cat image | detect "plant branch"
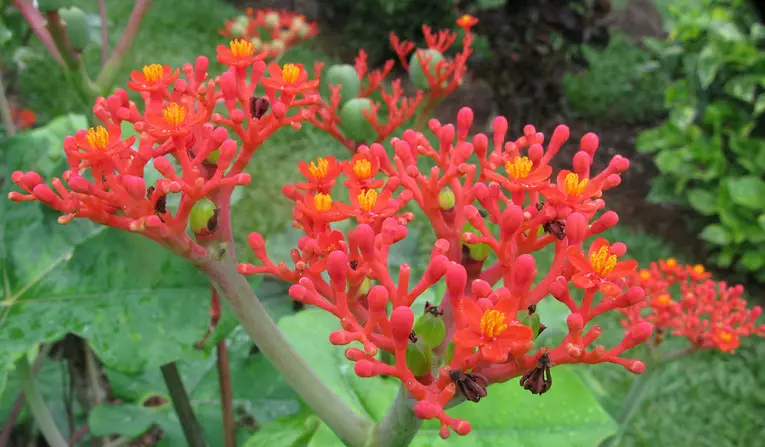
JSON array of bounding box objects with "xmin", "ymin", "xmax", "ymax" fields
[
  {"xmin": 217, "ymin": 338, "xmax": 236, "ymax": 447},
  {"xmin": 15, "ymin": 354, "xmax": 68, "ymax": 447},
  {"xmin": 44, "ymin": 11, "xmax": 79, "ymax": 70},
  {"xmin": 199, "ymin": 255, "xmax": 373, "ymax": 447},
  {"xmin": 98, "ymin": 0, "xmax": 109, "ymax": 67},
  {"xmin": 372, "ymin": 385, "xmax": 422, "ymax": 447},
  {"xmin": 0, "ymin": 74, "xmax": 16, "ymax": 137},
  {"xmin": 96, "ymin": 0, "xmax": 152, "ymax": 92},
  {"xmin": 12, "ymin": 0, "xmax": 65, "ymax": 66},
  {"xmin": 160, "ymin": 362, "xmax": 207, "ymax": 447}
]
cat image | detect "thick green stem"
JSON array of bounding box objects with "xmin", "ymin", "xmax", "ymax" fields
[
  {"xmin": 199, "ymin": 255, "xmax": 372, "ymax": 447},
  {"xmin": 15, "ymin": 356, "xmax": 67, "ymax": 447},
  {"xmin": 160, "ymin": 362, "xmax": 207, "ymax": 447},
  {"xmin": 371, "ymin": 385, "xmax": 422, "ymax": 447}
]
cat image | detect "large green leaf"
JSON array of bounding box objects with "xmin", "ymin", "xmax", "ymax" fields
[{"xmin": 727, "ymin": 176, "xmax": 765, "ymax": 209}]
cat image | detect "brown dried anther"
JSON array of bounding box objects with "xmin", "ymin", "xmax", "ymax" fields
[
  {"xmin": 520, "ymin": 352, "xmax": 552, "ymax": 395},
  {"xmin": 424, "ymin": 301, "xmax": 443, "ymax": 317},
  {"xmin": 249, "ymin": 96, "xmax": 270, "ymax": 119},
  {"xmin": 408, "ymin": 331, "xmax": 418, "ymax": 343},
  {"xmin": 450, "ymin": 370, "xmax": 489, "ymax": 403}
]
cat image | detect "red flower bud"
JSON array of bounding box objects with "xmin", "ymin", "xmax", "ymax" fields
[
  {"xmin": 471, "ymin": 279, "xmax": 492, "ymax": 299},
  {"xmin": 565, "ymin": 213, "xmax": 587, "ymax": 244},
  {"xmin": 120, "ymin": 175, "xmax": 147, "ymax": 200},
  {"xmin": 549, "ymin": 125, "xmax": 570, "ymax": 154},
  {"xmin": 625, "ymin": 322, "xmax": 653, "ymax": 348},
  {"xmin": 457, "ymin": 107, "xmax": 473, "ymax": 140},
  {"xmin": 354, "ymin": 360, "xmax": 377, "ymax": 377},
  {"xmin": 390, "ymin": 306, "xmax": 415, "ymax": 344},
  {"xmin": 580, "ymin": 132, "xmax": 599, "ymax": 155},
  {"xmin": 446, "ymin": 263, "xmax": 467, "ymax": 297},
  {"xmin": 326, "ymin": 251, "xmax": 348, "ymax": 286},
  {"xmin": 367, "ymin": 286, "xmax": 389, "ymax": 311}
]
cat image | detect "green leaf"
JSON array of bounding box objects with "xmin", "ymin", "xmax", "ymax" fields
[
  {"xmin": 740, "ymin": 250, "xmax": 765, "ymax": 270},
  {"xmin": 89, "ymin": 403, "xmax": 156, "ymax": 437},
  {"xmin": 727, "ymin": 176, "xmax": 765, "ymax": 209},
  {"xmin": 687, "ymin": 188, "xmax": 718, "ymax": 215},
  {"xmin": 697, "ymin": 44, "xmax": 721, "ymax": 89},
  {"xmin": 244, "ymin": 410, "xmax": 320, "ymax": 447},
  {"xmin": 411, "ymin": 366, "xmax": 617, "ymax": 446},
  {"xmin": 700, "ymin": 224, "xmax": 730, "ymax": 245},
  {"xmin": 724, "ymin": 76, "xmax": 757, "ymax": 103},
  {"xmin": 758, "ymin": 214, "xmax": 765, "ymax": 231}
]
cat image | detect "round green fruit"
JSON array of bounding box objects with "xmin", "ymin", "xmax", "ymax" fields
[
  {"xmin": 339, "ymin": 97, "xmax": 377, "ymax": 142},
  {"xmin": 322, "ymin": 64, "xmax": 361, "ymax": 106},
  {"xmin": 408, "ymin": 49, "xmax": 444, "ymax": 90},
  {"xmin": 189, "ymin": 198, "xmax": 217, "ymax": 233}
]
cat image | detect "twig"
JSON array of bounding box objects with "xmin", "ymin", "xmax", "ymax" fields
[
  {"xmin": 216, "ymin": 338, "xmax": 236, "ymax": 447},
  {"xmin": 0, "ymin": 73, "xmax": 16, "ymax": 137},
  {"xmin": 67, "ymin": 424, "xmax": 89, "ymax": 446},
  {"xmin": 159, "ymin": 362, "xmax": 207, "ymax": 447},
  {"xmin": 12, "ymin": 0, "xmax": 65, "ymax": 66},
  {"xmin": 98, "ymin": 0, "xmax": 109, "ymax": 67},
  {"xmin": 16, "ymin": 354, "xmax": 68, "ymax": 447},
  {"xmin": 96, "ymin": 0, "xmax": 153, "ymax": 92},
  {"xmin": 0, "ymin": 346, "xmax": 50, "ymax": 445}
]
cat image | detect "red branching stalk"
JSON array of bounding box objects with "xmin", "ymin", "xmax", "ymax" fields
[
  {"xmin": 621, "ymin": 260, "xmax": 765, "ymax": 353},
  {"xmin": 12, "ymin": 0, "xmax": 65, "ymax": 66},
  {"xmin": 96, "ymin": 0, "xmax": 153, "ymax": 91},
  {"xmin": 238, "ymin": 105, "xmax": 656, "ymax": 439}
]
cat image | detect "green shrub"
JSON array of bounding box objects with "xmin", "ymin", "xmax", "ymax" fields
[
  {"xmin": 563, "ymin": 33, "xmax": 666, "ymax": 123},
  {"xmin": 636, "ymin": 0, "xmax": 765, "ymax": 278}
]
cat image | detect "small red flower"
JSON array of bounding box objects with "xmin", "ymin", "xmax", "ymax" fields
[
  {"xmin": 456, "ymin": 14, "xmax": 479, "ymax": 31},
  {"xmin": 542, "ymin": 170, "xmax": 599, "ymax": 212},
  {"xmin": 144, "ymin": 101, "xmax": 207, "ymax": 139},
  {"xmin": 485, "ymin": 156, "xmax": 552, "ymax": 192},
  {"xmin": 216, "ymin": 38, "xmax": 265, "ymax": 67},
  {"xmin": 296, "ymin": 156, "xmax": 341, "ymax": 191},
  {"xmin": 308, "ymin": 230, "xmax": 347, "ymax": 273},
  {"xmin": 11, "ymin": 107, "xmax": 36, "ymax": 129},
  {"xmin": 567, "ymin": 238, "xmax": 637, "ymax": 296},
  {"xmin": 299, "ymin": 192, "xmax": 345, "ymax": 223},
  {"xmin": 336, "ymin": 188, "xmax": 396, "ymax": 223},
  {"xmin": 342, "ymin": 154, "xmax": 384, "ymax": 189},
  {"xmin": 712, "ymin": 327, "xmax": 740, "ymax": 353},
  {"xmin": 454, "ymin": 298, "xmax": 534, "ymax": 362},
  {"xmin": 261, "ymin": 62, "xmax": 317, "ymax": 95},
  {"xmin": 127, "ymin": 64, "xmax": 180, "ymax": 93}
]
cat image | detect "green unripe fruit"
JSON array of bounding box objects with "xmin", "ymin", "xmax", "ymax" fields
[
  {"xmin": 231, "ymin": 16, "xmax": 249, "ymax": 37},
  {"xmin": 59, "ymin": 7, "xmax": 90, "ymax": 52},
  {"xmin": 322, "ymin": 64, "xmax": 361, "ymax": 106},
  {"xmin": 339, "ymin": 97, "xmax": 377, "ymax": 142},
  {"xmin": 358, "ymin": 277, "xmax": 372, "ymax": 296},
  {"xmin": 438, "ymin": 186, "xmax": 456, "ymax": 210},
  {"xmin": 518, "ymin": 310, "xmax": 542, "ymax": 339},
  {"xmin": 462, "ymin": 221, "xmax": 491, "ymax": 261},
  {"xmin": 189, "ymin": 198, "xmax": 216, "ymax": 233},
  {"xmin": 408, "ymin": 49, "xmax": 444, "ymax": 90},
  {"xmin": 205, "ymin": 149, "xmax": 220, "ymax": 165},
  {"xmin": 37, "ymin": 0, "xmax": 64, "ymax": 13},
  {"xmin": 413, "ymin": 314, "xmax": 446, "ymax": 348},
  {"xmin": 405, "ymin": 341, "xmax": 432, "ymax": 377}
]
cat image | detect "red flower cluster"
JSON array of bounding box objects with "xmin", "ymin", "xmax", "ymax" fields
[
  {"xmin": 621, "ymin": 260, "xmax": 765, "ymax": 353},
  {"xmin": 9, "ymin": 48, "xmax": 321, "ymax": 260},
  {"xmin": 219, "ymin": 8, "xmax": 318, "ymax": 60},
  {"xmin": 10, "ymin": 105, "xmax": 37, "ymax": 130},
  {"xmin": 238, "ymin": 107, "xmax": 652, "ymax": 438}
]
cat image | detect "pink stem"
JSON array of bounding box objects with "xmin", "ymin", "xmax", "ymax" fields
[
  {"xmin": 96, "ymin": 0, "xmax": 153, "ymax": 91},
  {"xmin": 13, "ymin": 0, "xmax": 65, "ymax": 66}
]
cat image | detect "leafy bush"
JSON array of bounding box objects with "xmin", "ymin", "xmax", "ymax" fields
[
  {"xmin": 564, "ymin": 33, "xmax": 666, "ymax": 123},
  {"xmin": 636, "ymin": 0, "xmax": 765, "ymax": 279}
]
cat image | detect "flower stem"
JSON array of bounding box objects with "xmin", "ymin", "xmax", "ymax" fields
[
  {"xmin": 15, "ymin": 355, "xmax": 68, "ymax": 447},
  {"xmin": 12, "ymin": 0, "xmax": 65, "ymax": 66},
  {"xmin": 200, "ymin": 255, "xmax": 373, "ymax": 447},
  {"xmin": 160, "ymin": 362, "xmax": 207, "ymax": 447},
  {"xmin": 371, "ymin": 385, "xmax": 422, "ymax": 447},
  {"xmin": 217, "ymin": 339, "xmax": 236, "ymax": 447}
]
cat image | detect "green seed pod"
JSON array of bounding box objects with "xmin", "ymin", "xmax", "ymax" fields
[
  {"xmin": 231, "ymin": 16, "xmax": 249, "ymax": 37},
  {"xmin": 189, "ymin": 198, "xmax": 216, "ymax": 233},
  {"xmin": 322, "ymin": 64, "xmax": 361, "ymax": 106},
  {"xmin": 37, "ymin": 0, "xmax": 64, "ymax": 13},
  {"xmin": 339, "ymin": 97, "xmax": 377, "ymax": 142},
  {"xmin": 438, "ymin": 186, "xmax": 456, "ymax": 210},
  {"xmin": 206, "ymin": 149, "xmax": 220, "ymax": 165},
  {"xmin": 413, "ymin": 314, "xmax": 446, "ymax": 348},
  {"xmin": 444, "ymin": 341, "xmax": 456, "ymax": 365},
  {"xmin": 405, "ymin": 341, "xmax": 432, "ymax": 377},
  {"xmin": 358, "ymin": 277, "xmax": 372, "ymax": 296},
  {"xmin": 462, "ymin": 220, "xmax": 491, "ymax": 261},
  {"xmin": 59, "ymin": 7, "xmax": 89, "ymax": 52},
  {"xmin": 518, "ymin": 310, "xmax": 542, "ymax": 339},
  {"xmin": 408, "ymin": 48, "xmax": 444, "ymax": 90}
]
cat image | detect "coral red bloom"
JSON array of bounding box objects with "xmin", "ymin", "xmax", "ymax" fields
[
  {"xmin": 11, "ymin": 107, "xmax": 36, "ymax": 129},
  {"xmin": 261, "ymin": 62, "xmax": 317, "ymax": 95},
  {"xmin": 216, "ymin": 38, "xmax": 265, "ymax": 67},
  {"xmin": 712, "ymin": 327, "xmax": 740, "ymax": 353},
  {"xmin": 336, "ymin": 188, "xmax": 397, "ymax": 223},
  {"xmin": 486, "ymin": 156, "xmax": 552, "ymax": 192},
  {"xmin": 308, "ymin": 230, "xmax": 347, "ymax": 272},
  {"xmin": 296, "ymin": 156, "xmax": 341, "ymax": 191},
  {"xmin": 454, "ymin": 298, "xmax": 533, "ymax": 362},
  {"xmin": 456, "ymin": 14, "xmax": 479, "ymax": 31},
  {"xmin": 127, "ymin": 64, "xmax": 180, "ymax": 93},
  {"xmin": 342, "ymin": 154, "xmax": 384, "ymax": 189},
  {"xmin": 144, "ymin": 101, "xmax": 207, "ymax": 139},
  {"xmin": 567, "ymin": 238, "xmax": 637, "ymax": 296},
  {"xmin": 542, "ymin": 170, "xmax": 599, "ymax": 212},
  {"xmin": 299, "ymin": 192, "xmax": 345, "ymax": 223}
]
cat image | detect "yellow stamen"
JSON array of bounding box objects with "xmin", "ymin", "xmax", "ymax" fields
[
  {"xmin": 353, "ymin": 159, "xmax": 372, "ymax": 179},
  {"xmin": 639, "ymin": 269, "xmax": 651, "ymax": 281},
  {"xmin": 229, "ymin": 38, "xmax": 254, "ymax": 57},
  {"xmin": 142, "ymin": 64, "xmax": 163, "ymax": 83},
  {"xmin": 718, "ymin": 330, "xmax": 733, "ymax": 343},
  {"xmin": 504, "ymin": 156, "xmax": 533, "ymax": 179},
  {"xmin": 656, "ymin": 294, "xmax": 672, "ymax": 306},
  {"xmin": 589, "ymin": 245, "xmax": 617, "ymax": 276},
  {"xmin": 457, "ymin": 14, "xmax": 475, "ymax": 26},
  {"xmin": 86, "ymin": 126, "xmax": 109, "ymax": 150},
  {"xmin": 564, "ymin": 172, "xmax": 588, "ymax": 196},
  {"xmin": 308, "ymin": 157, "xmax": 329, "ymax": 178},
  {"xmin": 480, "ymin": 309, "xmax": 508, "ymax": 340},
  {"xmin": 162, "ymin": 102, "xmax": 186, "ymax": 126},
  {"xmin": 314, "ymin": 193, "xmax": 332, "ymax": 211},
  {"xmin": 666, "ymin": 258, "xmax": 677, "ymax": 268},
  {"xmin": 693, "ymin": 264, "xmax": 705, "ymax": 274},
  {"xmin": 357, "ymin": 189, "xmax": 378, "ymax": 212},
  {"xmin": 282, "ymin": 63, "xmax": 300, "ymax": 84}
]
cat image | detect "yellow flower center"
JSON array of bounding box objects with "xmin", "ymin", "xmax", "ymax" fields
[
  {"xmin": 229, "ymin": 38, "xmax": 254, "ymax": 57},
  {"xmin": 353, "ymin": 159, "xmax": 372, "ymax": 179},
  {"xmin": 639, "ymin": 269, "xmax": 651, "ymax": 281},
  {"xmin": 589, "ymin": 246, "xmax": 617, "ymax": 276},
  {"xmin": 162, "ymin": 102, "xmax": 186, "ymax": 126},
  {"xmin": 142, "ymin": 64, "xmax": 163, "ymax": 83},
  {"xmin": 308, "ymin": 157, "xmax": 329, "ymax": 178},
  {"xmin": 693, "ymin": 264, "xmax": 705, "ymax": 274},
  {"xmin": 282, "ymin": 64, "xmax": 300, "ymax": 84},
  {"xmin": 564, "ymin": 173, "xmax": 588, "ymax": 196},
  {"xmin": 314, "ymin": 193, "xmax": 332, "ymax": 212},
  {"xmin": 718, "ymin": 330, "xmax": 733, "ymax": 343},
  {"xmin": 480, "ymin": 309, "xmax": 507, "ymax": 340},
  {"xmin": 656, "ymin": 294, "xmax": 672, "ymax": 306},
  {"xmin": 666, "ymin": 258, "xmax": 677, "ymax": 268},
  {"xmin": 86, "ymin": 126, "xmax": 109, "ymax": 150},
  {"xmin": 505, "ymin": 156, "xmax": 533, "ymax": 179},
  {"xmin": 357, "ymin": 189, "xmax": 378, "ymax": 212}
]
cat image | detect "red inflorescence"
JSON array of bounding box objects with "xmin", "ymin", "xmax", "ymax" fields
[
  {"xmin": 219, "ymin": 8, "xmax": 319, "ymax": 60},
  {"xmin": 622, "ymin": 260, "xmax": 765, "ymax": 353},
  {"xmin": 238, "ymin": 107, "xmax": 654, "ymax": 438},
  {"xmin": 9, "ymin": 45, "xmax": 321, "ymax": 260}
]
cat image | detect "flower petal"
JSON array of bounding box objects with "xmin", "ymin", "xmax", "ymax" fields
[
  {"xmin": 588, "ymin": 238, "xmax": 610, "ymax": 258},
  {"xmin": 453, "ymin": 329, "xmax": 483, "ymax": 348},
  {"xmin": 494, "ymin": 298, "xmax": 518, "ymax": 320},
  {"xmin": 459, "ymin": 298, "xmax": 485, "ymax": 330},
  {"xmin": 480, "ymin": 342, "xmax": 507, "ymax": 363},
  {"xmin": 609, "ymin": 259, "xmax": 638, "ymax": 277},
  {"xmin": 498, "ymin": 323, "xmax": 533, "ymax": 344},
  {"xmin": 566, "ymin": 247, "xmax": 592, "ymax": 273},
  {"xmin": 599, "ymin": 280, "xmax": 622, "ymax": 296},
  {"xmin": 572, "ymin": 272, "xmax": 597, "ymax": 289}
]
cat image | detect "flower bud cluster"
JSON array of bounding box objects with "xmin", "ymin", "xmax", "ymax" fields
[{"xmin": 219, "ymin": 8, "xmax": 319, "ymax": 60}]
